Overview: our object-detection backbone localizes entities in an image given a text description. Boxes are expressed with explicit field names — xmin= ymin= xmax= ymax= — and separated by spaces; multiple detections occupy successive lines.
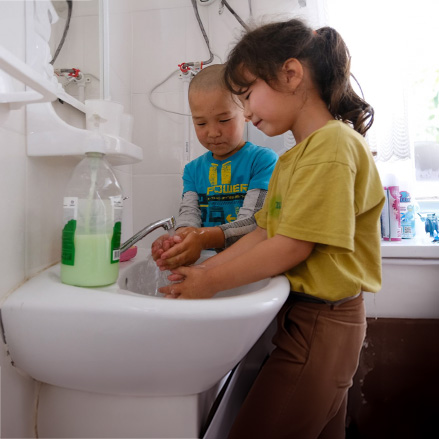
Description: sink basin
xmin=1 ymin=249 xmax=289 ymax=397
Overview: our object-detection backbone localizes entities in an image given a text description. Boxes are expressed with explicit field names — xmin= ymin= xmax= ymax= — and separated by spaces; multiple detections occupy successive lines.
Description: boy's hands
xmin=151 ymin=233 xmax=175 ymax=261
xmin=151 ymin=227 xmax=205 ymax=270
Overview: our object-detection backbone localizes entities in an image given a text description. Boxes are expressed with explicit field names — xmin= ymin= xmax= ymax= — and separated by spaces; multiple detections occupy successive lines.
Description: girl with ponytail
xmin=160 ymin=18 xmax=385 ymax=438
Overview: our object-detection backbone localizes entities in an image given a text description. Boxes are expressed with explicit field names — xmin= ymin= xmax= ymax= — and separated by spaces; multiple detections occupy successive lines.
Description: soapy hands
xmin=151 ymin=227 xmax=205 ymax=271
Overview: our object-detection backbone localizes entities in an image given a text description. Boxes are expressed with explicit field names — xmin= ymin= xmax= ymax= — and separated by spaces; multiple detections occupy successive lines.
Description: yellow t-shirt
xmin=256 ymin=120 xmax=385 ymax=301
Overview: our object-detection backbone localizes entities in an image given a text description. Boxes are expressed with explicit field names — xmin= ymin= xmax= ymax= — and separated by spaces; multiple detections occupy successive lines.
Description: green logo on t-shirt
xmin=269 ymin=197 xmax=282 ymax=218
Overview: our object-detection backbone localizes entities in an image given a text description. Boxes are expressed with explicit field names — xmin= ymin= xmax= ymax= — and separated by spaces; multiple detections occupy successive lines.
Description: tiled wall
xmin=0 ymin=2 xmax=80 ymax=437
xmin=0 ymin=2 xmax=38 ymax=437
xmin=50 ymin=0 xmax=101 ymax=102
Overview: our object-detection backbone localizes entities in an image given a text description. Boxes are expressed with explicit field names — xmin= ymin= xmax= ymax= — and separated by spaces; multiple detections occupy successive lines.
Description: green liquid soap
xmin=61 ymin=234 xmax=119 ymax=287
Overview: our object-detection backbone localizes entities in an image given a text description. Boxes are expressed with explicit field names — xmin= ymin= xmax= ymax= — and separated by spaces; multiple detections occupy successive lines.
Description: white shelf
xmin=27 ymin=102 xmax=143 ymax=165
xmin=0 ymin=45 xmax=58 ymax=110
xmin=56 ymin=88 xmax=86 ymax=113
xmin=1 ymin=31 xmax=142 ymax=165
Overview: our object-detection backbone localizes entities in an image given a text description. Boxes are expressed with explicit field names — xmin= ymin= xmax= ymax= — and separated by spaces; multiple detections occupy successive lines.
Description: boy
xmin=152 ymin=64 xmax=277 ymax=270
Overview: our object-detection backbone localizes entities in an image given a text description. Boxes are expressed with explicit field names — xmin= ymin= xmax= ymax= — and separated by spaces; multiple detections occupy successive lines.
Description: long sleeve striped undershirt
xmin=175 ymin=188 xmax=268 ymax=248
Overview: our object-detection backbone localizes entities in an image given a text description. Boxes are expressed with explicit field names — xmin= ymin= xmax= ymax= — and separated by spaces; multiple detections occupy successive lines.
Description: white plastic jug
xmin=61 ymin=151 xmax=123 ymax=287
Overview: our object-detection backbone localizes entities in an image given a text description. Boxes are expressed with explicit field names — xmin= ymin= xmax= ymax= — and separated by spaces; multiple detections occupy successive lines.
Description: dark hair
xmin=224 ymin=19 xmax=374 ymax=136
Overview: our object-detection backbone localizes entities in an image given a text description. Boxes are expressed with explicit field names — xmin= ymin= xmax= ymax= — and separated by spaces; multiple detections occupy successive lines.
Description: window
xmin=324 ymin=0 xmax=439 ymax=202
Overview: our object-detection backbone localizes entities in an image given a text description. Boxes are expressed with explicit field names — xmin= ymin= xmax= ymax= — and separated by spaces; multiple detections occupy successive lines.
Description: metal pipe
xmin=120 ymin=216 xmax=175 ymax=253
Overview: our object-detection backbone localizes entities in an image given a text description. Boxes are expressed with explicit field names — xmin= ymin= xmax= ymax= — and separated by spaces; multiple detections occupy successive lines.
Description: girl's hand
xmin=159 ymin=265 xmax=218 ymax=299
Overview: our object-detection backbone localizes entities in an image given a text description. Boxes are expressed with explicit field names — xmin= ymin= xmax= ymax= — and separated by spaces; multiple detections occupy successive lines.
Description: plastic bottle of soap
xmin=61 ymin=138 xmax=123 ymax=287
xmin=400 ymin=190 xmax=416 ymax=239
xmin=381 ymin=178 xmax=401 ymax=241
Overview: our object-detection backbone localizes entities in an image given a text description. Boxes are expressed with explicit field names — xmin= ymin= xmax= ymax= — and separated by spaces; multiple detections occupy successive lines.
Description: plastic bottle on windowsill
xmin=400 ymin=190 xmax=416 ymax=239
xmin=381 ymin=174 xmax=401 ymax=241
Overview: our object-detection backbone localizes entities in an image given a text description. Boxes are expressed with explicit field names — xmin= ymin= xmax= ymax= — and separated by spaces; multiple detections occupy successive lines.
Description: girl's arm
xmin=201 ymin=225 xmax=268 ymax=268
xmin=160 ymin=233 xmax=314 ymax=299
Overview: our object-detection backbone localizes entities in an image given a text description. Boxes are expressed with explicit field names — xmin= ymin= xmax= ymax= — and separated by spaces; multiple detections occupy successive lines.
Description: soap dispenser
xmin=61 ymin=136 xmax=123 ymax=287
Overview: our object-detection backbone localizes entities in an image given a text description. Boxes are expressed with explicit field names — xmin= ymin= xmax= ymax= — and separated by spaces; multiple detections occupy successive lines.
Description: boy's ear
xmin=281 ymin=58 xmax=304 ymax=91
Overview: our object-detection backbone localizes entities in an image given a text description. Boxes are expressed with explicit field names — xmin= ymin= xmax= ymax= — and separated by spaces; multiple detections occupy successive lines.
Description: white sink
xmin=1 ymin=249 xmax=289 ymax=397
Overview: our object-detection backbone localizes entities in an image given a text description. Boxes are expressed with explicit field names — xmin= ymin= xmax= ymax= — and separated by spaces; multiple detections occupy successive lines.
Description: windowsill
xmin=381 ymin=239 xmax=439 ymax=258
xmin=418 ymin=199 xmax=439 ymax=213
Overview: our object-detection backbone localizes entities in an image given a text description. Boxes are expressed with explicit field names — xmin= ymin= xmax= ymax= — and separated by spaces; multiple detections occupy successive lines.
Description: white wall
xmin=0 ymin=1 xmax=79 ymax=437
xmin=50 ymin=0 xmax=101 ymax=102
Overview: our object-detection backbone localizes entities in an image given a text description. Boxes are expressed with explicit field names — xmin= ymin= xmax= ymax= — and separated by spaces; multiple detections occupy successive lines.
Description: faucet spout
xmin=120 ymin=216 xmax=175 ymax=254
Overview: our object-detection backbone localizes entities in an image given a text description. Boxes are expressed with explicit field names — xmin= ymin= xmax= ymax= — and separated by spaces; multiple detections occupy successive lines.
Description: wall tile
xmin=108 ymin=0 xmax=133 ymax=14
xmin=132 ymin=173 xmax=183 ymax=249
xmin=0 ymin=128 xmax=26 ymax=295
xmin=70 ymin=0 xmax=99 ymax=18
xmin=0 ymin=352 xmax=36 ymax=439
xmin=252 ymin=0 xmax=303 ymax=17
xmin=114 ymin=165 xmax=134 ymax=242
xmin=132 ymin=92 xmax=186 ymax=175
xmin=0 ymin=104 xmax=26 ymax=135
xmin=0 ymin=5 xmax=38 ymax=432
xmin=184 ymin=3 xmax=211 ymax=64
xmin=0 ymin=1 xmax=25 ymax=59
xmin=132 ymin=8 xmax=187 ymax=94
xmin=52 ymin=18 xmax=84 ymax=73
xmin=0 ymin=1 xmax=26 ymax=128
xmin=25 ymin=156 xmax=79 ymax=277
xmin=129 ymin=0 xmax=189 ymax=12
xmin=108 ymin=9 xmax=131 ymax=103
xmin=82 ymin=15 xmax=101 ymax=80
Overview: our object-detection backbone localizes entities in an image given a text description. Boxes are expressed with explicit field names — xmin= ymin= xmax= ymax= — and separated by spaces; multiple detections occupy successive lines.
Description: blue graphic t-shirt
xmin=182 ymin=142 xmax=278 ymax=227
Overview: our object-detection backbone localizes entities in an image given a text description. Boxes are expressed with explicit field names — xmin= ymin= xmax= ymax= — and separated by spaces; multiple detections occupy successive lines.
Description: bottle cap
xmin=84 ymin=133 xmax=106 ymax=154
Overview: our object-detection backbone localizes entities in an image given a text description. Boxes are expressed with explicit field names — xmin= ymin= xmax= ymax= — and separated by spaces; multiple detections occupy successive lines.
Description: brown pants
xmin=228 ymin=294 xmax=366 ymax=439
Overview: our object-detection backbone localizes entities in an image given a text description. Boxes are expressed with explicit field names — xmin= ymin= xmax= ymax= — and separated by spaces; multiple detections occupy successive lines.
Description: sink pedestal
xmin=37 ymin=380 xmax=226 ymax=438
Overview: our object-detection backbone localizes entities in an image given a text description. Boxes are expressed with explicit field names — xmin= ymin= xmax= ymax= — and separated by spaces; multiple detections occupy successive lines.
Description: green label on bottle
xmin=111 ymin=221 xmax=122 ymax=263
xmin=62 ymin=219 xmax=77 ymax=266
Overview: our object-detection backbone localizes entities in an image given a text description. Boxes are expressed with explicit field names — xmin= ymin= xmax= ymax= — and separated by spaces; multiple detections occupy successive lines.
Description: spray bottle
xmin=381 ymin=174 xmax=401 ymax=241
xmin=400 ymin=189 xmax=416 ymax=239
xmin=61 ymin=135 xmax=123 ymax=287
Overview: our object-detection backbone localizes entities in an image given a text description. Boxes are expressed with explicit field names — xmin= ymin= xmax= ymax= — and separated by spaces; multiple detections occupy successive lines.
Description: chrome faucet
xmin=120 ymin=216 xmax=175 ymax=253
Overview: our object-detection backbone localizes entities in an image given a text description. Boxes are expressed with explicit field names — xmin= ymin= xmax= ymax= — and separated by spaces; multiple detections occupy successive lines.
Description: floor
xmin=346 ymin=318 xmax=439 ymax=439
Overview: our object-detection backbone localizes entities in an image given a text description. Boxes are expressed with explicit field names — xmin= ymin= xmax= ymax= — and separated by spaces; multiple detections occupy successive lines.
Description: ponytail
xmin=313 ymin=27 xmax=373 ymax=136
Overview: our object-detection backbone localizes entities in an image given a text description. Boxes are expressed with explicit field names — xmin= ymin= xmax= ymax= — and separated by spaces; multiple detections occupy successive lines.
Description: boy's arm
xmin=213 ymin=147 xmax=276 ymax=247
xmin=177 ymin=189 xmax=266 ymax=249
xmin=218 ymin=189 xmax=267 ymax=247
xmin=157 ymin=188 xmax=268 ymax=269
xmin=175 ymin=191 xmax=202 ymax=228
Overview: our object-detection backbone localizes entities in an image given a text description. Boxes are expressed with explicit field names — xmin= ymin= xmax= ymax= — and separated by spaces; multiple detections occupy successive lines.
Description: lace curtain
xmin=315 ymin=0 xmax=436 ymax=162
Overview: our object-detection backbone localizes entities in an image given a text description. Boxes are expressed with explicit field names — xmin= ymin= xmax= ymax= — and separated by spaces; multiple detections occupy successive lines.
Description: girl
xmin=159 ymin=18 xmax=385 ymax=438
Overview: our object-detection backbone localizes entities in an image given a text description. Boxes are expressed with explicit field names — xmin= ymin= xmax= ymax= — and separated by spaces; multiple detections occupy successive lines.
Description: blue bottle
xmin=400 ymin=190 xmax=416 ymax=239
